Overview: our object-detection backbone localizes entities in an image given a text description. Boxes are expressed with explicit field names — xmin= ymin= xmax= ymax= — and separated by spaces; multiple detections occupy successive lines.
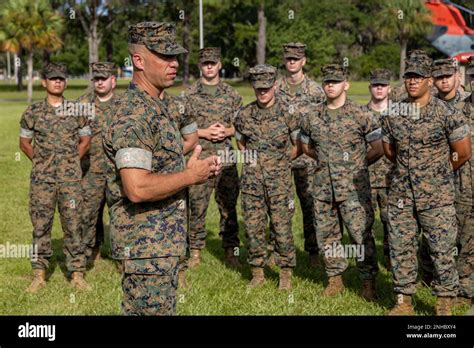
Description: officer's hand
xmin=186 ymin=145 xmax=221 ymax=184
xmin=213 ymin=123 xmax=227 ymax=142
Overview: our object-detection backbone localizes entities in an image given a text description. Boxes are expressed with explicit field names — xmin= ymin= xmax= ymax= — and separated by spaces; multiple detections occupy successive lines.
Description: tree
xmin=376 ymin=0 xmax=431 ymax=81
xmin=0 ymin=0 xmax=63 ymax=102
xmin=256 ymin=0 xmax=266 ymax=64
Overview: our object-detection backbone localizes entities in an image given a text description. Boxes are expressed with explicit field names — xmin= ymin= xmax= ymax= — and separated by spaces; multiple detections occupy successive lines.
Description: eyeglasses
xmin=403 ymin=75 xmax=425 ymax=83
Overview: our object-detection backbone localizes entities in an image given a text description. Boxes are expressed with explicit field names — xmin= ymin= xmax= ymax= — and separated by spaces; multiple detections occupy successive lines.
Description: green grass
xmin=0 ymin=80 xmax=469 ymax=315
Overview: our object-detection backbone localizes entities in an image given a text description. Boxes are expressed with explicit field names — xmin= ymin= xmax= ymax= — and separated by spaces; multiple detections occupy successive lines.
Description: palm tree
xmin=0 ymin=0 xmax=63 ymax=103
xmin=376 ymin=0 xmax=431 ymax=81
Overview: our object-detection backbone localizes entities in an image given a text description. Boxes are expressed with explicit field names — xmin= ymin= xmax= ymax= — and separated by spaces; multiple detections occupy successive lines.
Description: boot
xmin=71 ymin=272 xmax=92 ymax=291
xmin=178 ymin=269 xmax=188 ymax=289
xmin=435 ymin=297 xmax=453 ymax=316
xmin=278 ymin=268 xmax=292 ymax=291
xmin=26 ymin=269 xmax=46 ymax=293
xmin=224 ymin=247 xmax=241 ymax=268
xmin=249 ymin=267 xmax=265 ymax=288
xmin=323 ymin=275 xmax=344 ymax=296
xmin=188 ymin=249 xmax=201 ymax=269
xmin=309 ymin=252 xmax=320 ymax=268
xmin=361 ymin=279 xmax=377 ymax=302
xmin=388 ymin=294 xmax=415 ymax=315
xmin=454 ymin=296 xmax=472 ymax=307
xmin=421 ymin=271 xmax=433 ymax=287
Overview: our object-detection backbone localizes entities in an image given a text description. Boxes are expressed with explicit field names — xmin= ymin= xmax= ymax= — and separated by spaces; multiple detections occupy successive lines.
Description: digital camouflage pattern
xmin=277 ymin=74 xmax=324 ymax=253
xmin=20 ymin=98 xmax=91 ymax=272
xmin=183 ymin=79 xmax=241 ymax=251
xmin=321 ymin=64 xmax=347 ymax=82
xmin=103 ymin=81 xmax=188 ymax=315
xmin=249 ymin=64 xmax=277 ymax=89
xmin=128 ymin=22 xmax=187 ymax=56
xmin=234 ymin=95 xmax=300 ymax=268
xmin=299 ymin=99 xmax=381 ymax=280
xmin=362 ymin=104 xmax=394 ymax=260
xmin=453 ymin=93 xmax=474 ymax=298
xmin=91 ymin=62 xmax=118 ymax=79
xmin=382 ymin=95 xmax=470 ymax=297
xmin=77 ymin=91 xmax=117 ymax=257
xmin=198 ymin=47 xmax=221 ymax=63
xmin=42 ymin=62 xmax=68 ymax=79
xmin=369 ymin=69 xmax=391 ymax=85
xmin=431 ymin=58 xmax=457 ymax=78
xmin=282 ymin=42 xmax=306 ymax=59
xmin=121 ymin=256 xmax=179 ymax=315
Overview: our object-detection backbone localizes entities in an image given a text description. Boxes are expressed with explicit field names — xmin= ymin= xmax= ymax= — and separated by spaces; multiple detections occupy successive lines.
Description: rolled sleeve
xmin=300 ymin=132 xmax=311 ymax=145
xmin=180 ymin=121 xmax=198 ymax=135
xmin=290 ymin=129 xmax=300 ymax=141
xmin=20 ymin=127 xmax=34 ymax=139
xmin=448 ymin=124 xmax=470 ymax=143
xmin=116 ymin=147 xmax=152 ymax=170
xmin=365 ymin=127 xmax=382 ymax=143
xmin=234 ymin=130 xmax=244 ymax=142
xmin=79 ymin=125 xmax=92 ymax=137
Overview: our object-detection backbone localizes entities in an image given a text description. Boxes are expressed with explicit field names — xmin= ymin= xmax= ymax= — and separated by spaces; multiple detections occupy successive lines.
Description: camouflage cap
xmin=128 ymin=22 xmax=187 ymax=56
xmin=91 ymin=62 xmax=118 ymax=79
xmin=199 ymin=47 xmax=221 ymax=63
xmin=369 ymin=68 xmax=391 ymax=85
xmin=404 ymin=55 xmax=433 ymax=77
xmin=283 ymin=42 xmax=306 ymax=59
xmin=407 ymin=49 xmax=429 ymax=59
xmin=42 ymin=62 xmax=68 ymax=79
xmin=249 ymin=64 xmax=277 ymax=89
xmin=321 ymin=64 xmax=347 ymax=82
xmin=432 ymin=58 xmax=457 ymax=78
xmin=466 ymin=56 xmax=474 ymax=75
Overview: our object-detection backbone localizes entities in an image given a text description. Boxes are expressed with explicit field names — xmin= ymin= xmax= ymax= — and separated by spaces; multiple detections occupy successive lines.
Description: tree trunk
xmin=27 ymin=50 xmax=34 ymax=103
xmin=256 ymin=1 xmax=266 ymax=65
xmin=16 ymin=51 xmax=23 ymax=92
xmin=183 ymin=6 xmax=190 ymax=86
xmin=399 ymin=38 xmax=407 ymax=81
xmin=88 ymin=16 xmax=100 ymax=78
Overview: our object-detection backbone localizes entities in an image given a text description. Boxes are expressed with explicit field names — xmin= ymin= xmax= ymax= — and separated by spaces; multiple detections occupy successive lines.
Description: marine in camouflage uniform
xmin=382 ymin=55 xmax=471 ymax=315
xmin=420 ymin=58 xmax=472 ymax=289
xmin=103 ymin=22 xmax=218 ymax=315
xmin=182 ymin=47 xmax=241 ymax=269
xmin=276 ymin=43 xmax=325 ymax=266
xmin=234 ymin=64 xmax=301 ymax=290
xmin=300 ymin=64 xmax=382 ymax=301
xmin=361 ymin=69 xmax=395 ymax=271
xmin=77 ymin=62 xmax=118 ymax=264
xmin=451 ymin=57 xmax=474 ymax=306
xmin=19 ymin=62 xmax=92 ymax=292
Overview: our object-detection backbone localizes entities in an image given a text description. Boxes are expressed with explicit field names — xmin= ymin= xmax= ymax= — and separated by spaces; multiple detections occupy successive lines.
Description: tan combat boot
xmin=323 ymin=275 xmax=344 ymax=296
xmin=309 ymin=252 xmax=320 ymax=268
xmin=188 ymin=249 xmax=201 ymax=269
xmin=361 ymin=279 xmax=377 ymax=302
xmin=249 ymin=267 xmax=265 ymax=288
xmin=71 ymin=272 xmax=92 ymax=291
xmin=224 ymin=247 xmax=241 ymax=268
xmin=26 ymin=269 xmax=46 ymax=293
xmin=278 ymin=268 xmax=292 ymax=291
xmin=435 ymin=297 xmax=453 ymax=316
xmin=388 ymin=294 xmax=415 ymax=315
xmin=178 ymin=269 xmax=188 ymax=289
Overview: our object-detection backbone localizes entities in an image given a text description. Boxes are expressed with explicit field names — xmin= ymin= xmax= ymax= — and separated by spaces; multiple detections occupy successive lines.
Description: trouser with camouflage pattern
xmin=81 ymin=172 xmax=106 ymax=258
xmin=315 ymin=196 xmax=378 ymax=280
xmin=188 ymin=165 xmax=239 ymax=250
xmin=242 ymin=190 xmax=296 ymax=268
xmin=122 ymin=256 xmax=179 ymax=315
xmin=29 ymin=179 xmax=86 ymax=273
xmin=371 ymin=187 xmax=389 ymax=259
xmin=388 ymin=198 xmax=459 ymax=297
xmin=293 ymin=167 xmax=318 ymax=253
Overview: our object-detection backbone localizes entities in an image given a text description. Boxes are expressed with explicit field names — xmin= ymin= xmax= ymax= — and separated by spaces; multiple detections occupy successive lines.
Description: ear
xmin=344 ymin=81 xmax=350 ymax=91
xmin=111 ymin=76 xmax=117 ymax=89
xmin=388 ymin=85 xmax=392 ymax=94
xmin=301 ymin=57 xmax=306 ymax=67
xmin=427 ymin=77 xmax=433 ymax=87
xmin=41 ymin=79 xmax=47 ymax=88
xmin=132 ymin=52 xmax=145 ymax=70
xmin=217 ymin=61 xmax=222 ymax=70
